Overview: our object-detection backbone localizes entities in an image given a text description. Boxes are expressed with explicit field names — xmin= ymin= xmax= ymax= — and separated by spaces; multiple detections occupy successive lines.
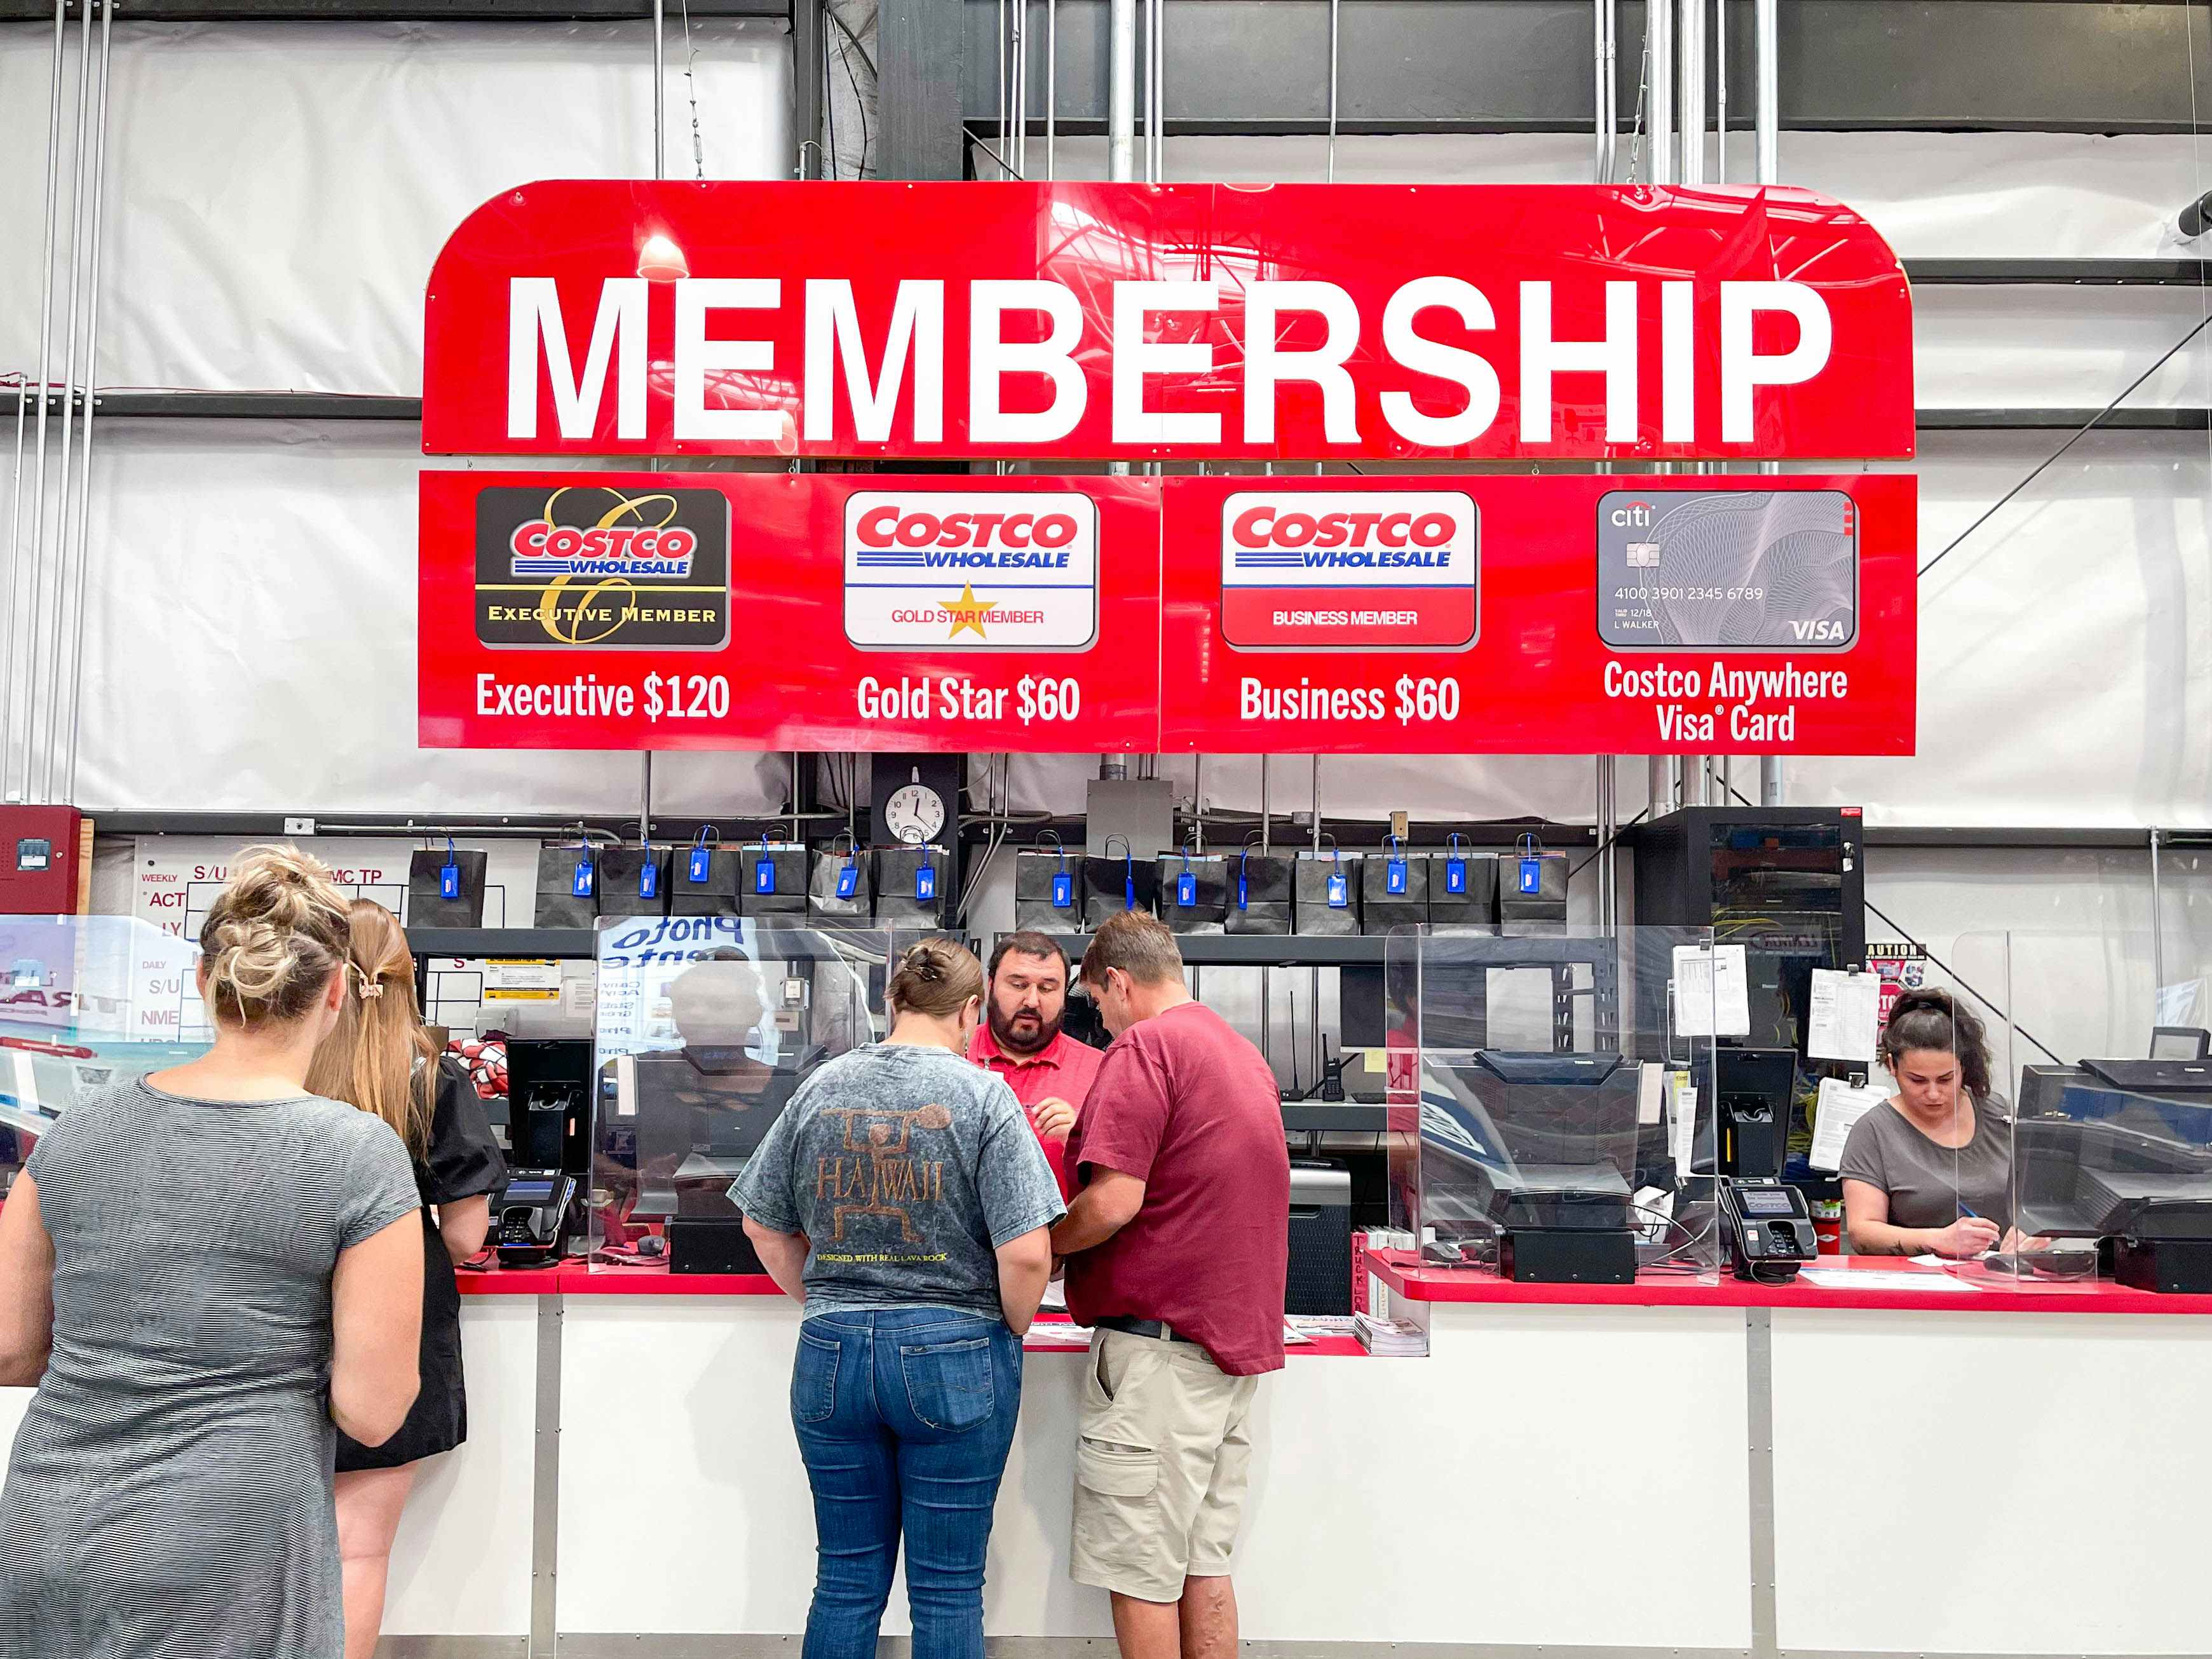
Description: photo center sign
xmin=420 ymin=180 xmax=1917 ymax=755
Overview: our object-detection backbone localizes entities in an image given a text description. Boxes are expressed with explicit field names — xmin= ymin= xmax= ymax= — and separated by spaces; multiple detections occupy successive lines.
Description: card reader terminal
xmin=493 ymin=1168 xmax=578 ymax=1266
xmin=1720 ymin=1177 xmax=1819 ymax=1282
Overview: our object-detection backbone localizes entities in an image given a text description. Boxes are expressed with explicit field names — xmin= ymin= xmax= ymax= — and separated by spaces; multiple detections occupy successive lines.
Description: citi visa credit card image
xmin=1598 ymin=489 xmax=1858 ymax=651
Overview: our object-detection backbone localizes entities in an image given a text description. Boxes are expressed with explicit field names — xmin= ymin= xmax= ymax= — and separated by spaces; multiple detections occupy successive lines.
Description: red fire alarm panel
xmin=0 ymin=808 xmax=86 ymax=916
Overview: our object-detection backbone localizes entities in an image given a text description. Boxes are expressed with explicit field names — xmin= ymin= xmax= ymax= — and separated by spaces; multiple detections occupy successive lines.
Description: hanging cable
xmin=679 ymin=0 xmax=707 ymax=179
xmin=1918 ymin=314 xmax=2212 ymax=581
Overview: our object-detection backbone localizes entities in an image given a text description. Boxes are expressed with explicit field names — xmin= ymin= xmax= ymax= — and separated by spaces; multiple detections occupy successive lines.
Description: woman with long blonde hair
xmin=308 ymin=900 xmax=506 ymax=1659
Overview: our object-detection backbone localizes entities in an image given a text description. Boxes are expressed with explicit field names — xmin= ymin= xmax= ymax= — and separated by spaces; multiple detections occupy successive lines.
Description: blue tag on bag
xmin=1124 ymin=873 xmax=1137 ymax=909
xmin=1051 ymin=870 xmax=1073 ymax=908
xmin=438 ymin=839 xmax=461 ymax=901
xmin=1387 ymin=857 xmax=1407 ymax=895
xmin=917 ymin=862 xmax=937 ymax=902
xmin=688 ymin=844 xmax=712 ymax=884
xmin=1238 ymin=870 xmax=1250 ymax=908
xmin=755 ymin=857 xmax=777 ymax=895
xmin=640 ymin=858 xmax=660 ymax=900
xmin=1446 ymin=858 xmax=1467 ymax=893
xmin=1327 ymin=870 xmax=1348 ymax=908
xmin=1519 ymin=858 xmax=1542 ymax=895
xmin=1177 ymin=869 xmax=1197 ymax=906
xmin=836 ymin=858 xmax=859 ymax=900
xmin=573 ymin=854 xmax=595 ymax=898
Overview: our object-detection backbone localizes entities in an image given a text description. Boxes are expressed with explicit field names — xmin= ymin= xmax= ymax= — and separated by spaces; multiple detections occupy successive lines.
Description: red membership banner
xmin=418 ymin=470 xmax=1916 ymax=756
xmin=423 ymin=180 xmax=1915 ymax=464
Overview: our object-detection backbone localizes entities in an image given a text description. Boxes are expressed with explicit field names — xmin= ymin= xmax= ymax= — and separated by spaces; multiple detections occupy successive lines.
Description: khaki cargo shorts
xmin=1068 ymin=1328 xmax=1261 ymax=1602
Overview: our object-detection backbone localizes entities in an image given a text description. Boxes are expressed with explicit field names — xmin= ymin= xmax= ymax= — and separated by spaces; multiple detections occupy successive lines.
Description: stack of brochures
xmin=1353 ymin=1312 xmax=1428 ymax=1357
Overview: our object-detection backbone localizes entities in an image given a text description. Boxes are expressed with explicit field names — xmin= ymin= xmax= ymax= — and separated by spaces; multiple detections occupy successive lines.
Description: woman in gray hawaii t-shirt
xmin=733 ymin=938 xmax=1062 ymax=1659
xmin=1840 ymin=989 xmax=2018 ymax=1256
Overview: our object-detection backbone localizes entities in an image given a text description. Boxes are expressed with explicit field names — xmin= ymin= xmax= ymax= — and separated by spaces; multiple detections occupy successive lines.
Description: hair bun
xmin=197 ymin=844 xmax=353 ymax=1027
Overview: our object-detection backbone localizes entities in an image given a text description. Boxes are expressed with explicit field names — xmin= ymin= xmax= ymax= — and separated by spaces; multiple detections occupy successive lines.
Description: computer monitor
xmin=2014 ymin=1062 xmax=2212 ymax=1239
xmin=623 ymin=1048 xmax=812 ymax=1219
xmin=2150 ymin=1027 xmax=2210 ymax=1062
xmin=1417 ymin=1050 xmax=1638 ymax=1236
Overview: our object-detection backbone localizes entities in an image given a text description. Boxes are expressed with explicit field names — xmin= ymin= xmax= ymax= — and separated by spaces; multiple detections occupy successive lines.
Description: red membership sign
xmin=423 ymin=180 xmax=1913 ymax=464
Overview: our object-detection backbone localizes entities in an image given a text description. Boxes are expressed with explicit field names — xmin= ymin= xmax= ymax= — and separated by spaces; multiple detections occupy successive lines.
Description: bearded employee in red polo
xmin=1052 ymin=911 xmax=1290 ymax=1659
xmin=968 ymin=931 xmax=1101 ymax=1200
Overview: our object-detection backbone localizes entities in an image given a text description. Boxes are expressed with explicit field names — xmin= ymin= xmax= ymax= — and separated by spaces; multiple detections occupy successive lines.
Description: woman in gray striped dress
xmin=0 ymin=846 xmax=428 ymax=1659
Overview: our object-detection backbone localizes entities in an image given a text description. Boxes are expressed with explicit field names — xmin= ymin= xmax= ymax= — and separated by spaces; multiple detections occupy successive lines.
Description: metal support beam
xmin=1106 ymin=0 xmax=1135 ymax=179
xmin=792 ymin=0 xmax=826 ymax=175
xmin=2150 ymin=827 xmax=2166 ymax=992
xmin=881 ymin=0 xmax=967 ymax=179
xmin=1646 ymin=0 xmax=1674 ymax=184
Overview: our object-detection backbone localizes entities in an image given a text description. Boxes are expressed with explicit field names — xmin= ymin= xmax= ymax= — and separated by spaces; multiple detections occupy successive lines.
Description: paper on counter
xmin=1672 ymin=944 xmax=1751 ymax=1039
xmin=1022 ymin=1322 xmax=1096 ymax=1347
xmin=1282 ymin=1323 xmax=1315 ymax=1346
xmin=1798 ymin=1268 xmax=1979 ymax=1293
xmin=1808 ymin=1078 xmax=1890 ymax=1172
xmin=1807 ymin=968 xmax=1882 ymax=1063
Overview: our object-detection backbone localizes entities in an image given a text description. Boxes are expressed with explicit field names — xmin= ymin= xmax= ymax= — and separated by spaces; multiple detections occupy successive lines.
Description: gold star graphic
xmin=943 ymin=583 xmax=1000 ymax=640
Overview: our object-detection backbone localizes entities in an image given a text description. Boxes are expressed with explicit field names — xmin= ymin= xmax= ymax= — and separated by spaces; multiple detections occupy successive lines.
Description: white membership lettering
xmin=472 ymin=672 xmax=731 ymax=724
xmin=644 ymin=672 xmax=731 ymax=721
xmin=857 ymin=674 xmax=1082 ymax=726
xmin=1237 ymin=675 xmax=1462 ymax=725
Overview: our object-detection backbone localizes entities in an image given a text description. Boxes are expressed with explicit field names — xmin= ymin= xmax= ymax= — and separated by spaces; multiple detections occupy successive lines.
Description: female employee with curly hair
xmin=1841 ymin=987 xmax=2024 ymax=1257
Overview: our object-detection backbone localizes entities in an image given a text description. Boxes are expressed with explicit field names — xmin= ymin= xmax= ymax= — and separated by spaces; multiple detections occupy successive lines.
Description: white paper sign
xmin=1809 ymin=1078 xmax=1890 ymax=1172
xmin=1671 ymin=944 xmax=1751 ymax=1039
xmin=1667 ymin=1070 xmax=1700 ymax=1173
xmin=1808 ymin=968 xmax=1882 ymax=1063
xmin=1637 ymin=1061 xmax=1665 ymax=1126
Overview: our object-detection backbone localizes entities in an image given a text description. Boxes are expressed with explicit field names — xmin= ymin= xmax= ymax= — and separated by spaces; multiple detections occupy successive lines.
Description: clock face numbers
xmin=886 ymin=783 xmax=946 ymax=844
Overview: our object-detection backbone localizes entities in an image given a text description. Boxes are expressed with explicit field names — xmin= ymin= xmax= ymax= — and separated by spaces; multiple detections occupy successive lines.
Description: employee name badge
xmin=754 ymin=856 xmax=777 ymax=895
xmin=1051 ymin=869 xmax=1074 ymax=908
xmin=639 ymin=858 xmax=660 ymax=900
xmin=916 ymin=860 xmax=937 ymax=902
xmin=1327 ymin=870 xmax=1349 ymax=908
xmin=835 ymin=858 xmax=859 ymax=900
xmin=1518 ymin=858 xmax=1543 ymax=895
xmin=688 ymin=844 xmax=712 ymax=884
xmin=573 ymin=854 xmax=595 ymax=898
xmin=1177 ymin=868 xmax=1197 ymax=906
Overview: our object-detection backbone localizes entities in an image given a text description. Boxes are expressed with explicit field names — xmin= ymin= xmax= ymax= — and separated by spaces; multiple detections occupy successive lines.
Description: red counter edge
xmin=1367 ymin=1250 xmax=2212 ymax=1316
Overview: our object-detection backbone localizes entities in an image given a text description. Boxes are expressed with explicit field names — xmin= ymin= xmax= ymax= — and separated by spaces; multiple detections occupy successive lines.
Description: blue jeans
xmin=792 ymin=1308 xmax=1024 ymax=1659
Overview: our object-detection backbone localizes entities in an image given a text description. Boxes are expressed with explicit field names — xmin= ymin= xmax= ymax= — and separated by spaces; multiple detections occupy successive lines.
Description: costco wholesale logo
xmin=1219 ymin=491 xmax=1479 ymax=651
xmin=509 ymin=521 xmax=698 ymax=579
xmin=843 ymin=492 xmax=1099 ymax=650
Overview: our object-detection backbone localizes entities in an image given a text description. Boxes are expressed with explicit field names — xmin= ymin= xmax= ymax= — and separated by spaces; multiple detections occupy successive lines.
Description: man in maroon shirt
xmin=1053 ymin=911 xmax=1289 ymax=1659
xmin=968 ymin=931 xmax=1102 ymax=1198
